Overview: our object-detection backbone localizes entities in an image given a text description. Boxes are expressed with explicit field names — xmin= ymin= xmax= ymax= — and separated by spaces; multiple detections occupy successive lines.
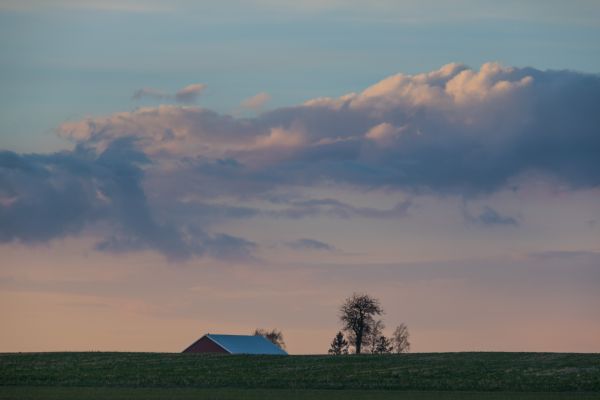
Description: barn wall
xmin=182 ymin=336 xmax=229 ymax=354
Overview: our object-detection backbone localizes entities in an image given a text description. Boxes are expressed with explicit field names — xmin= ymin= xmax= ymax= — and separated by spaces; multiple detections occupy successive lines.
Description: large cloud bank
xmin=2 ymin=63 xmax=599 ymax=259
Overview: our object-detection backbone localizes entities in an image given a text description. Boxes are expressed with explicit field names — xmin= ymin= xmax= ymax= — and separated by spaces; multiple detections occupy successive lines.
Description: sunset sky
xmin=1 ymin=1 xmax=599 ymax=354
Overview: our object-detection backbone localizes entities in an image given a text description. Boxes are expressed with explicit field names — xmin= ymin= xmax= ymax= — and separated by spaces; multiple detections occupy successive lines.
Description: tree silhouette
xmin=373 ymin=335 xmax=393 ymax=354
xmin=328 ymin=331 xmax=349 ymax=355
xmin=392 ymin=323 xmax=410 ymax=353
xmin=339 ymin=293 xmax=383 ymax=354
xmin=253 ymin=328 xmax=286 ymax=350
xmin=365 ymin=319 xmax=385 ymax=354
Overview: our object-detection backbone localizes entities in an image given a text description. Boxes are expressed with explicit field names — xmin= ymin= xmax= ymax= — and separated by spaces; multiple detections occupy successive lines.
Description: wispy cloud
xmin=286 ymin=238 xmax=334 ymax=252
xmin=267 ymin=198 xmax=413 ymax=220
xmin=241 ymin=92 xmax=271 ymax=111
xmin=132 ymin=88 xmax=169 ymax=101
xmin=132 ymin=83 xmax=206 ymax=104
xmin=463 ymin=205 xmax=519 ymax=227
xmin=174 ymin=84 xmax=206 ymax=104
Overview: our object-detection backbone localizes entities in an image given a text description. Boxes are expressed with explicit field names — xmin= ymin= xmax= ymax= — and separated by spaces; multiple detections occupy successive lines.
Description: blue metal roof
xmin=207 ymin=334 xmax=287 ymax=355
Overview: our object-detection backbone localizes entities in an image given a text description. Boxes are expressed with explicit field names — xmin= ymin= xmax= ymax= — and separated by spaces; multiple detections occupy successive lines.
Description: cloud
xmin=0 ymin=140 xmax=254 ymax=261
xmin=202 ymin=233 xmax=257 ymax=260
xmin=287 ymin=238 xmax=334 ymax=251
xmin=175 ymin=84 xmax=206 ymax=103
xmin=132 ymin=88 xmax=169 ymax=101
xmin=365 ymin=122 xmax=403 ymax=146
xmin=66 ymin=62 xmax=600 ymax=195
xmin=477 ymin=207 xmax=518 ymax=226
xmin=241 ymin=92 xmax=271 ymax=110
xmin=4 ymin=62 xmax=600 ymax=259
xmin=267 ymin=198 xmax=413 ymax=219
xmin=132 ymin=83 xmax=206 ymax=104
xmin=527 ymin=250 xmax=600 ymax=261
xmin=463 ymin=205 xmax=518 ymax=227
xmin=0 ymin=149 xmax=102 ymax=243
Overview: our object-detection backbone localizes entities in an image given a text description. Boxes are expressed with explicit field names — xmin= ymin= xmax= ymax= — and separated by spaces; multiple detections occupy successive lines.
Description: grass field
xmin=1 ymin=352 xmax=599 ymax=399
xmin=1 ymin=387 xmax=600 ymax=400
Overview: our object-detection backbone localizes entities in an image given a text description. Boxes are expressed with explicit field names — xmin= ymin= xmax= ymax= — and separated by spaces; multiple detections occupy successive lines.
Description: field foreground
xmin=1 ymin=352 xmax=599 ymax=399
xmin=1 ymin=387 xmax=599 ymax=400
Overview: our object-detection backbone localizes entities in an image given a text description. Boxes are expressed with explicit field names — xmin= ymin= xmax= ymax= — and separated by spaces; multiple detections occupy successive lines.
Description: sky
xmin=1 ymin=1 xmax=599 ymax=354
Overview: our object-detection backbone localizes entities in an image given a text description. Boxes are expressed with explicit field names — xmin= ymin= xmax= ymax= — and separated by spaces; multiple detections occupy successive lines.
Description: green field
xmin=1 ymin=352 xmax=599 ymax=399
xmin=1 ymin=387 xmax=599 ymax=400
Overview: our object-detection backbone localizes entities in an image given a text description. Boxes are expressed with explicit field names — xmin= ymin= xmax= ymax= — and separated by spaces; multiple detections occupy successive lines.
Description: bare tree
xmin=373 ymin=335 xmax=394 ymax=354
xmin=253 ymin=328 xmax=286 ymax=350
xmin=365 ymin=319 xmax=385 ymax=354
xmin=339 ymin=293 xmax=383 ymax=354
xmin=328 ymin=331 xmax=349 ymax=355
xmin=392 ymin=323 xmax=410 ymax=353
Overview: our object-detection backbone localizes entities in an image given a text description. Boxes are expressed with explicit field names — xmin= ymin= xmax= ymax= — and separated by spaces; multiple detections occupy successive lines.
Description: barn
xmin=182 ymin=333 xmax=288 ymax=355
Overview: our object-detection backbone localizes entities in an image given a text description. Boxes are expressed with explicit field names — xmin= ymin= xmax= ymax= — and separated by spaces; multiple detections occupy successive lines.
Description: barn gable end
xmin=182 ymin=335 xmax=229 ymax=354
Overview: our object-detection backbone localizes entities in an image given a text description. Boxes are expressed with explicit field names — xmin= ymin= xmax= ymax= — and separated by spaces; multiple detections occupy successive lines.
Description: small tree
xmin=339 ymin=293 xmax=383 ymax=354
xmin=328 ymin=331 xmax=349 ymax=355
xmin=373 ymin=335 xmax=394 ymax=354
xmin=392 ymin=323 xmax=410 ymax=353
xmin=254 ymin=328 xmax=286 ymax=350
xmin=365 ymin=320 xmax=385 ymax=354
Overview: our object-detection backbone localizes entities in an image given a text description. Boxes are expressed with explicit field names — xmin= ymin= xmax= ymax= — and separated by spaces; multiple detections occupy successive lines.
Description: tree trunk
xmin=356 ymin=330 xmax=362 ymax=354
